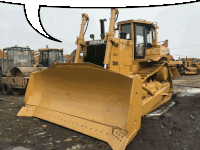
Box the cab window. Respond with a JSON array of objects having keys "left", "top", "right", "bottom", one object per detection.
[{"left": 120, "top": 23, "right": 131, "bottom": 40}]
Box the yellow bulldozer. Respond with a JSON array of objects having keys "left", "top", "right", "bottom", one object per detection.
[
  {"left": 161, "top": 41, "right": 183, "bottom": 78},
  {"left": 192, "top": 58, "right": 200, "bottom": 73},
  {"left": 168, "top": 55, "right": 185, "bottom": 77},
  {"left": 18, "top": 9, "right": 173, "bottom": 150},
  {"left": 194, "top": 58, "right": 200, "bottom": 69},
  {"left": 181, "top": 57, "right": 198, "bottom": 75}
]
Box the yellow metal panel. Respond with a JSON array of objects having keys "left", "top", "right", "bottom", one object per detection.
[
  {"left": 142, "top": 83, "right": 170, "bottom": 116},
  {"left": 168, "top": 61, "right": 182, "bottom": 66},
  {"left": 24, "top": 64, "right": 134, "bottom": 129},
  {"left": 122, "top": 47, "right": 132, "bottom": 65},
  {"left": 17, "top": 105, "right": 36, "bottom": 117},
  {"left": 19, "top": 68, "right": 144, "bottom": 150},
  {"left": 125, "top": 75, "right": 142, "bottom": 142},
  {"left": 110, "top": 45, "right": 120, "bottom": 73},
  {"left": 120, "top": 66, "right": 131, "bottom": 76},
  {"left": 33, "top": 107, "right": 129, "bottom": 150},
  {"left": 185, "top": 71, "right": 196, "bottom": 75},
  {"left": 169, "top": 67, "right": 180, "bottom": 77}
]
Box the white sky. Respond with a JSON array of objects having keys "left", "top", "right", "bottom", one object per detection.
[{"left": 0, "top": 3, "right": 200, "bottom": 59}]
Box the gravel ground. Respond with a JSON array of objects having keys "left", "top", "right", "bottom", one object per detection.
[{"left": 0, "top": 75, "right": 199, "bottom": 150}]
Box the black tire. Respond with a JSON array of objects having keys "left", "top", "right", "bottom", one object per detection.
[
  {"left": 12, "top": 88, "right": 25, "bottom": 95},
  {"left": 2, "top": 84, "right": 12, "bottom": 95}
]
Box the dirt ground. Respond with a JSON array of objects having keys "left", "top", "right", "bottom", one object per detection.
[{"left": 0, "top": 75, "right": 200, "bottom": 150}]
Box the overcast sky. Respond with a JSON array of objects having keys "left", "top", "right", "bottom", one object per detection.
[{"left": 0, "top": 2, "right": 200, "bottom": 59}]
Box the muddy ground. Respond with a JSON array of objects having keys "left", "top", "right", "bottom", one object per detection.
[{"left": 0, "top": 75, "right": 200, "bottom": 150}]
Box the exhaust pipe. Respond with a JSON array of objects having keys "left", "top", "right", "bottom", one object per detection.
[{"left": 100, "top": 19, "right": 107, "bottom": 39}]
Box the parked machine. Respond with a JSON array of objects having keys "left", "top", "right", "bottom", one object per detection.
[
  {"left": 168, "top": 55, "right": 186, "bottom": 77},
  {"left": 191, "top": 58, "right": 200, "bottom": 71},
  {"left": 161, "top": 41, "right": 184, "bottom": 77},
  {"left": 36, "top": 45, "right": 64, "bottom": 67},
  {"left": 18, "top": 9, "right": 173, "bottom": 150},
  {"left": 1, "top": 46, "right": 45, "bottom": 95},
  {"left": 1, "top": 46, "right": 34, "bottom": 74},
  {"left": 181, "top": 57, "right": 198, "bottom": 75}
]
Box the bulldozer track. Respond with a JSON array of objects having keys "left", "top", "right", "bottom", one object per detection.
[
  {"left": 132, "top": 62, "right": 167, "bottom": 83},
  {"left": 132, "top": 61, "right": 173, "bottom": 117}
]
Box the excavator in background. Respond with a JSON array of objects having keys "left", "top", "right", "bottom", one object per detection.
[
  {"left": 63, "top": 49, "right": 80, "bottom": 63},
  {"left": 181, "top": 57, "right": 198, "bottom": 75},
  {"left": 66, "top": 49, "right": 77, "bottom": 63},
  {"left": 63, "top": 54, "right": 69, "bottom": 62},
  {"left": 18, "top": 9, "right": 173, "bottom": 150}
]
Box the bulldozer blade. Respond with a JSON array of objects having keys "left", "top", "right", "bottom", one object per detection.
[
  {"left": 169, "top": 67, "right": 180, "bottom": 77},
  {"left": 17, "top": 63, "right": 143, "bottom": 150}
]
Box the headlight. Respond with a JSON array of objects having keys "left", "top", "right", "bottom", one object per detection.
[{"left": 147, "top": 59, "right": 151, "bottom": 63}]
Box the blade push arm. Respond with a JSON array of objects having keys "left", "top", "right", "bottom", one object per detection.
[
  {"left": 103, "top": 8, "right": 119, "bottom": 68},
  {"left": 74, "top": 13, "right": 89, "bottom": 63}
]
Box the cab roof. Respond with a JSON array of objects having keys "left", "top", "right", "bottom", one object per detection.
[
  {"left": 38, "top": 48, "right": 63, "bottom": 51},
  {"left": 3, "top": 46, "right": 31, "bottom": 50},
  {"left": 117, "top": 19, "right": 159, "bottom": 29}
]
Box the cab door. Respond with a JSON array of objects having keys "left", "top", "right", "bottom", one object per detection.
[{"left": 134, "top": 23, "right": 146, "bottom": 59}]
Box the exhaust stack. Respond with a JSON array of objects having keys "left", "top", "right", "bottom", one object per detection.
[{"left": 100, "top": 19, "right": 107, "bottom": 39}]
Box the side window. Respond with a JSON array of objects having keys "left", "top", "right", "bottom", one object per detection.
[
  {"left": 147, "top": 29, "right": 153, "bottom": 44},
  {"left": 120, "top": 24, "right": 131, "bottom": 40},
  {"left": 8, "top": 50, "right": 13, "bottom": 60},
  {"left": 152, "top": 30, "right": 155, "bottom": 42},
  {"left": 3, "top": 50, "right": 7, "bottom": 60},
  {"left": 42, "top": 51, "right": 48, "bottom": 62},
  {"left": 146, "top": 26, "right": 154, "bottom": 48},
  {"left": 43, "top": 54, "right": 46, "bottom": 60}
]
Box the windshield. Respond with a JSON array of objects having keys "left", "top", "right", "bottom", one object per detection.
[
  {"left": 13, "top": 49, "right": 32, "bottom": 67},
  {"left": 3, "top": 47, "right": 32, "bottom": 72},
  {"left": 49, "top": 50, "right": 63, "bottom": 66},
  {"left": 192, "top": 59, "right": 197, "bottom": 63},
  {"left": 39, "top": 51, "right": 49, "bottom": 67}
]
